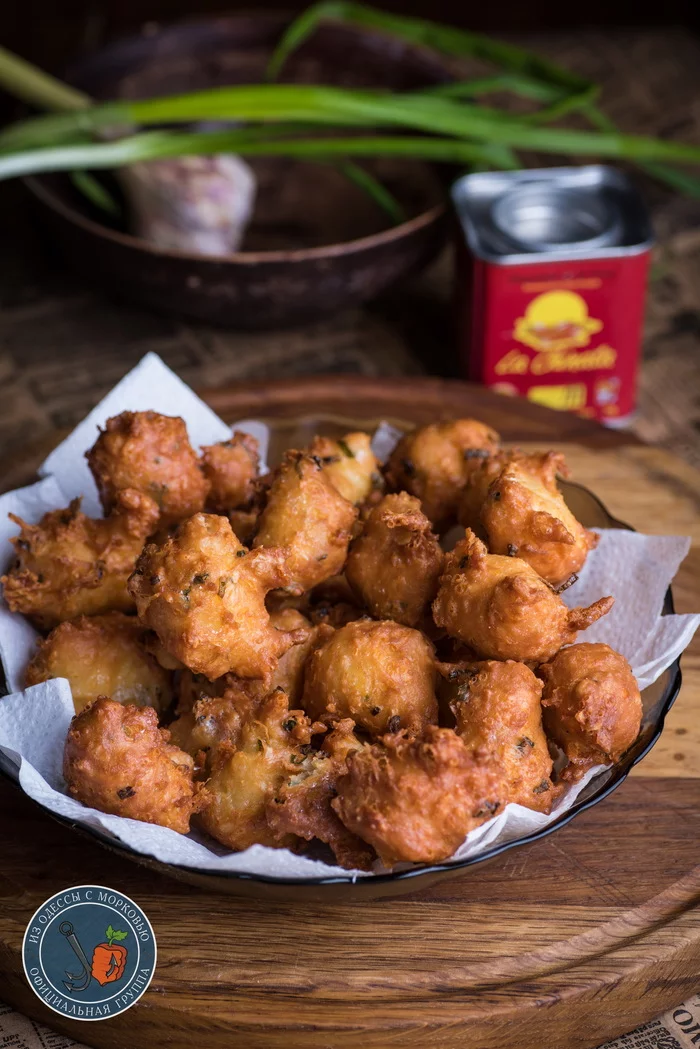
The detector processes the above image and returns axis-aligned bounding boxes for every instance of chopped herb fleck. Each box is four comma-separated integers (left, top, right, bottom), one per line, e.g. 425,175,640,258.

387,715,402,733
533,780,550,794
192,572,209,585
290,753,305,765
181,586,191,602
235,549,246,558
463,448,490,460
337,438,355,459
507,543,518,557
516,737,535,754
475,799,500,817
370,706,381,717
283,718,298,732
117,786,136,800
553,573,578,594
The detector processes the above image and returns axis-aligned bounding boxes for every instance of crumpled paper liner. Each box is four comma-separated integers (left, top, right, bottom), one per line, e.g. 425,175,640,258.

0,354,697,881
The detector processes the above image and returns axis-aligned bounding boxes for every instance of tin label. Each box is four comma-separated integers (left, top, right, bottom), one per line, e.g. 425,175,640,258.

464,254,650,422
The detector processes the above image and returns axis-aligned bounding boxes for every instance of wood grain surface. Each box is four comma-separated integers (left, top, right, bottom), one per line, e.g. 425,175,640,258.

0,375,699,1049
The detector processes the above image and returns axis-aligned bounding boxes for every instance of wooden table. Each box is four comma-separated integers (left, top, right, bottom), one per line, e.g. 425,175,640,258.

0,377,698,1049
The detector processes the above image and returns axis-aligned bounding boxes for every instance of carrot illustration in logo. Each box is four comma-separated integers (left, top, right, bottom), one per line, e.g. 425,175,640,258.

91,925,128,986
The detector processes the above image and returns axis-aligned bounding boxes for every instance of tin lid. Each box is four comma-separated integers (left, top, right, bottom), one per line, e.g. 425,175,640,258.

490,183,622,253
451,165,654,264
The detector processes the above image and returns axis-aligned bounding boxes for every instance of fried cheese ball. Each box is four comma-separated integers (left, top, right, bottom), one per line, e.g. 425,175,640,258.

333,726,503,867
432,531,613,664
198,688,319,851
461,451,597,586
63,698,199,833
129,512,304,681
254,451,358,592
302,619,438,735
457,451,512,536
168,686,260,776
307,432,380,506
200,431,260,514
384,419,500,531
266,718,375,870
268,608,319,705
538,643,642,782
345,492,444,627
446,660,554,812
86,410,209,528
25,612,172,714
2,489,158,629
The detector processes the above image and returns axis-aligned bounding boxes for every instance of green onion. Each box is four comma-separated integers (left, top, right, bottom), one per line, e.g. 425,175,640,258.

0,2,696,211
69,170,121,216
266,1,589,93
338,162,406,223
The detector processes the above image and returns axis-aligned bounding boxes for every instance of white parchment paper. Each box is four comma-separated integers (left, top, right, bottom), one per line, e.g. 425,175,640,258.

0,355,697,880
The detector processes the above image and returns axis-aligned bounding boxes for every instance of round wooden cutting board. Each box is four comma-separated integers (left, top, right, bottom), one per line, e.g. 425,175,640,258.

1,375,699,1049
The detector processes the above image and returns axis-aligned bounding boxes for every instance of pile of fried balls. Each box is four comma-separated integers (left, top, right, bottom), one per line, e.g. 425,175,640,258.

1,411,642,870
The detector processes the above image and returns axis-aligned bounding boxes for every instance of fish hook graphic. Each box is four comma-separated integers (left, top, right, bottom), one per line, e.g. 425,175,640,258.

59,921,92,992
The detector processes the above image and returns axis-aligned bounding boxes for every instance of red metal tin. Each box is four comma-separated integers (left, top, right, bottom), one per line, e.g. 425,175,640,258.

452,167,653,425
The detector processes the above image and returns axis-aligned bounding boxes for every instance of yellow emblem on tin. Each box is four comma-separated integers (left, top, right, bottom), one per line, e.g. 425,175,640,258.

513,290,602,353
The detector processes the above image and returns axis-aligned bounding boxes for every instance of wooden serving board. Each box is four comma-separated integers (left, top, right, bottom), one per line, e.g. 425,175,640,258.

1,375,699,1049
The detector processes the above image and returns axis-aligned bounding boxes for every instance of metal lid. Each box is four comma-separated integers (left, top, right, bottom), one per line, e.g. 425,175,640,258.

491,182,622,253
450,166,654,264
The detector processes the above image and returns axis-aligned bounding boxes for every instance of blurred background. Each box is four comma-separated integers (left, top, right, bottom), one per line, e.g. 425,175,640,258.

1,0,700,469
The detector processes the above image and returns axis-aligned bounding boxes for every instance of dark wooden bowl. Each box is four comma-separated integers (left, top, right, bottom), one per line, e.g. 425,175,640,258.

25,13,453,328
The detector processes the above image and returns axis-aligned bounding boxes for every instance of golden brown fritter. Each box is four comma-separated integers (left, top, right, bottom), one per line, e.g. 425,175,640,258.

384,419,500,532
302,619,438,735
25,612,172,715
466,451,597,586
268,608,319,705
445,660,554,812
254,451,358,593
345,492,444,627
333,726,503,867
200,431,260,514
538,643,642,782
307,432,381,506
2,489,159,630
129,512,304,682
266,718,375,870
457,451,513,535
168,686,260,776
303,574,366,628
86,410,209,528
63,698,199,833
198,689,319,851
432,531,613,664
